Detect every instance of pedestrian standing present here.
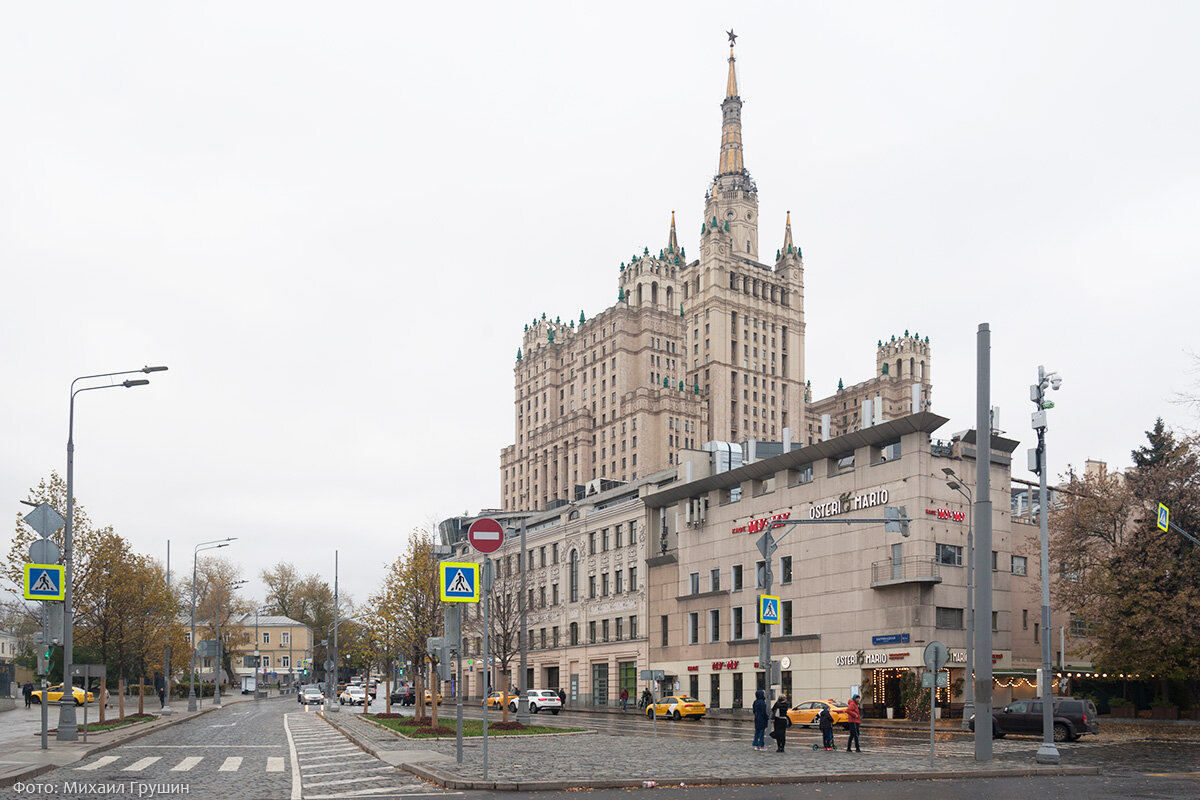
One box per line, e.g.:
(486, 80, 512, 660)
(640, 687, 652, 710)
(22, 681, 33, 708)
(818, 704, 835, 750)
(752, 689, 769, 751)
(557, 687, 566, 708)
(846, 693, 862, 752)
(620, 687, 629, 712)
(770, 694, 791, 752)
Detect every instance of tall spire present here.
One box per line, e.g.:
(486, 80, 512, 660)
(782, 210, 794, 252)
(668, 210, 679, 253)
(718, 30, 744, 177)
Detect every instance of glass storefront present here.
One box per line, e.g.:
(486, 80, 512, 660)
(592, 663, 609, 706)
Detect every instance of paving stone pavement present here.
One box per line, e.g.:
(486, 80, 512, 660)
(336, 714, 1200, 786)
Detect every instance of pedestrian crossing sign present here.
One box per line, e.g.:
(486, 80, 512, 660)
(439, 562, 479, 603)
(24, 563, 65, 601)
(758, 594, 780, 624)
(1157, 503, 1170, 533)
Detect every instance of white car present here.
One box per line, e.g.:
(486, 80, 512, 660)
(519, 690, 562, 715)
(339, 686, 367, 706)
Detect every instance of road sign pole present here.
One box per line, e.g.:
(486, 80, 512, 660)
(40, 601, 48, 750)
(456, 605, 464, 764)
(517, 520, 529, 725)
(930, 671, 936, 766)
(482, 559, 490, 780)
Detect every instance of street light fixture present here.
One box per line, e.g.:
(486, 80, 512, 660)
(59, 366, 167, 741)
(188, 538, 236, 712)
(1031, 366, 1062, 764)
(943, 467, 975, 731)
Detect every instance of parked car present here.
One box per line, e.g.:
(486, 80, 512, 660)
(788, 699, 850, 729)
(970, 697, 1100, 742)
(524, 689, 562, 714)
(423, 690, 442, 706)
(30, 685, 94, 705)
(390, 686, 416, 706)
(367, 682, 377, 700)
(338, 686, 367, 706)
(646, 695, 706, 720)
(298, 686, 325, 705)
(483, 691, 511, 709)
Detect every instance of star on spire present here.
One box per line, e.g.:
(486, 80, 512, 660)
(726, 29, 737, 47)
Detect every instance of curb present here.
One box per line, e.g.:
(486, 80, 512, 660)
(0, 695, 269, 789)
(322, 708, 1099, 791)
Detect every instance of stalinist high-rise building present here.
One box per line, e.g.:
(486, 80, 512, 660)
(500, 36, 931, 513)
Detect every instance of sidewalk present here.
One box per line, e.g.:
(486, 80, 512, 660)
(323, 709, 1099, 791)
(0, 694, 264, 788)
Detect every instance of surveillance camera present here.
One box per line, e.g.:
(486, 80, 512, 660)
(1050, 375, 1062, 390)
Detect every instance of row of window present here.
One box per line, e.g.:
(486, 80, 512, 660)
(678, 602, 796, 645)
(465, 616, 641, 653)
(936, 545, 1028, 576)
(688, 558, 793, 595)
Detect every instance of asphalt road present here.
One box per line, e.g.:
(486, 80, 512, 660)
(0, 698, 449, 800)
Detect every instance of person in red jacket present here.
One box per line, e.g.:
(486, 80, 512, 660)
(846, 693, 862, 752)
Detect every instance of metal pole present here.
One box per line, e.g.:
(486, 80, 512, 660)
(761, 557, 773, 702)
(58, 391, 78, 740)
(189, 551, 198, 711)
(41, 603, 48, 749)
(965, 493, 974, 730)
(213, 594, 222, 707)
(974, 323, 993, 761)
(162, 541, 172, 715)
(255, 608, 260, 698)
(482, 559, 490, 780)
(930, 670, 936, 766)
(517, 521, 529, 725)
(1036, 378, 1060, 764)
(456, 606, 464, 764)
(329, 550, 340, 713)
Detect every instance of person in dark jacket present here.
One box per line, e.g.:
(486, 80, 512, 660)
(751, 689, 769, 750)
(557, 687, 566, 707)
(770, 694, 791, 752)
(22, 682, 33, 708)
(818, 705, 835, 750)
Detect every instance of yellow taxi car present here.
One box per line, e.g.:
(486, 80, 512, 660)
(787, 699, 849, 728)
(31, 684, 95, 706)
(423, 690, 443, 706)
(646, 695, 706, 720)
(482, 691, 513, 710)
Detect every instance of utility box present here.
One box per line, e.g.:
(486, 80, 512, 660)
(241, 675, 256, 694)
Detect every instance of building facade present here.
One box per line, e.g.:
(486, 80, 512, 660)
(229, 614, 312, 687)
(499, 39, 929, 514)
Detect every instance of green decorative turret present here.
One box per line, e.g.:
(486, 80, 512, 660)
(556, 316, 561, 324)
(580, 310, 586, 324)
(542, 312, 547, 320)
(524, 324, 528, 332)
(643, 246, 649, 255)
(674, 255, 680, 265)
(548, 329, 555, 343)
(618, 286, 625, 302)
(882, 363, 889, 375)
(904, 329, 909, 337)
(925, 336, 930, 344)
(776, 249, 781, 260)
(693, 380, 700, 395)
(700, 223, 706, 234)
(678, 380, 684, 391)
(620, 261, 625, 271)
(723, 219, 730, 231)
(663, 377, 669, 388)
(838, 378, 844, 391)
(680, 247, 685, 258)
(878, 340, 882, 347)
(516, 348, 522, 362)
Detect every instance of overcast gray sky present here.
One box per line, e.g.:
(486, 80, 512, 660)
(3, 2, 1197, 607)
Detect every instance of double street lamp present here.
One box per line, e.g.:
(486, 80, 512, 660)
(942, 467, 974, 730)
(213, 579, 247, 707)
(188, 538, 236, 712)
(59, 365, 167, 741)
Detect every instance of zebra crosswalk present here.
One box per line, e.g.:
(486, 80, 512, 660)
(73, 753, 282, 774)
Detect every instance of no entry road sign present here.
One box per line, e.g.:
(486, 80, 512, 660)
(468, 518, 505, 554)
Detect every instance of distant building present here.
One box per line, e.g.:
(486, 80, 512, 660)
(499, 38, 930, 514)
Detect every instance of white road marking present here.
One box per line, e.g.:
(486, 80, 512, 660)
(122, 757, 161, 772)
(218, 756, 243, 771)
(305, 775, 406, 788)
(303, 766, 396, 778)
(300, 755, 377, 767)
(267, 756, 285, 772)
(75, 756, 119, 771)
(306, 791, 456, 799)
(283, 712, 302, 800)
(170, 756, 204, 771)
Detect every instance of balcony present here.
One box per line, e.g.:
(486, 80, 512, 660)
(870, 556, 942, 588)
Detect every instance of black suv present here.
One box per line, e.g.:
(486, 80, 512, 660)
(971, 697, 1099, 742)
(390, 685, 416, 706)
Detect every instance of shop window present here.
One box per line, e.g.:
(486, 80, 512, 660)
(936, 607, 964, 629)
(937, 544, 963, 566)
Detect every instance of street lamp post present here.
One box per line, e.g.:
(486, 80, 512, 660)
(59, 365, 167, 741)
(943, 468, 975, 730)
(188, 538, 236, 712)
(162, 540, 173, 716)
(1031, 366, 1062, 764)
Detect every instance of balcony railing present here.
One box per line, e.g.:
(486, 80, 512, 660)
(870, 556, 942, 588)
